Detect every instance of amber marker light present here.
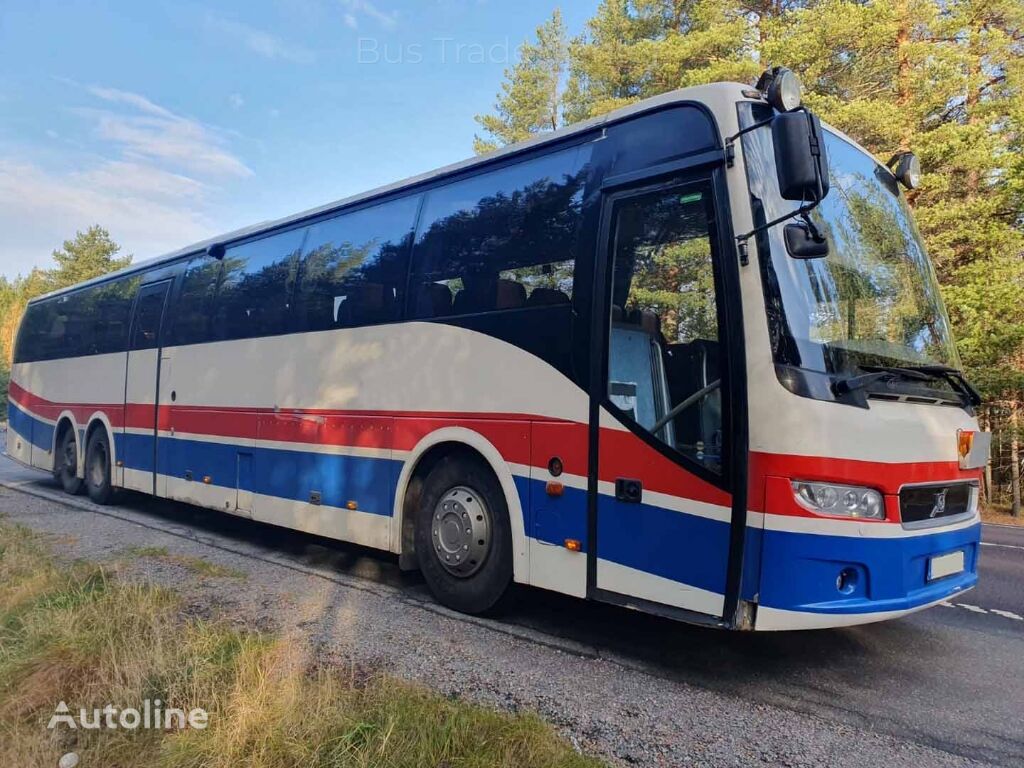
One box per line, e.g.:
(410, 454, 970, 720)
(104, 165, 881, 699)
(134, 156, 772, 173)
(545, 481, 564, 497)
(564, 538, 582, 552)
(346, 500, 358, 510)
(202, 476, 212, 485)
(958, 430, 974, 460)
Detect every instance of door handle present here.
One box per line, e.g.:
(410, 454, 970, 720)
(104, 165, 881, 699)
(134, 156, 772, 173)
(615, 478, 643, 504)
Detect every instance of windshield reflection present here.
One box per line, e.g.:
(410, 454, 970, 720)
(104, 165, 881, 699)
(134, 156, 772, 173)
(741, 105, 960, 390)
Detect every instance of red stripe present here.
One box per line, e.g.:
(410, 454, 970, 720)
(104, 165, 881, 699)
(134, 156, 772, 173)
(8, 381, 126, 428)
(749, 451, 981, 517)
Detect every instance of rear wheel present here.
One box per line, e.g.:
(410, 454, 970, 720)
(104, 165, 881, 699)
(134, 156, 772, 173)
(415, 454, 514, 615)
(53, 427, 83, 495)
(84, 429, 115, 505)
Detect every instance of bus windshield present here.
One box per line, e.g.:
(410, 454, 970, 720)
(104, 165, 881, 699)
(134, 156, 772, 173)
(741, 105, 962, 401)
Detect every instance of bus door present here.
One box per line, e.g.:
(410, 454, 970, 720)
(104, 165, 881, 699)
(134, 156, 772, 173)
(590, 177, 739, 623)
(121, 280, 172, 494)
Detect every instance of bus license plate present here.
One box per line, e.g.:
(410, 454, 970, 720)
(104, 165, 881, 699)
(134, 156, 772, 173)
(928, 551, 965, 581)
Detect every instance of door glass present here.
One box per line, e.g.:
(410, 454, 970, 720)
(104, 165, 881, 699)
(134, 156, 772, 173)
(607, 186, 722, 472)
(131, 284, 169, 351)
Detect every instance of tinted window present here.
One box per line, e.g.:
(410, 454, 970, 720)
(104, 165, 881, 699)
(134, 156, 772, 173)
(13, 301, 52, 363)
(93, 276, 141, 354)
(131, 282, 171, 351)
(212, 228, 306, 341)
(296, 196, 419, 331)
(170, 258, 220, 346)
(410, 145, 590, 318)
(604, 105, 717, 177)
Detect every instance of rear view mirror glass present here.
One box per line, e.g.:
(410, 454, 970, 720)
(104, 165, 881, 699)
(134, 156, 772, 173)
(784, 221, 829, 259)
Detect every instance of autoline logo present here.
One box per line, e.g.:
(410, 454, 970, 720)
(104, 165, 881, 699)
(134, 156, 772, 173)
(48, 700, 209, 730)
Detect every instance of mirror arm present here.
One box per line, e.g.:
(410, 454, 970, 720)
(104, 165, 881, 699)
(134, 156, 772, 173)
(736, 200, 819, 247)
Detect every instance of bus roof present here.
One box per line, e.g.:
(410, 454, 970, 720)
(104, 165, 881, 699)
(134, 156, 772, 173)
(31, 81, 752, 304)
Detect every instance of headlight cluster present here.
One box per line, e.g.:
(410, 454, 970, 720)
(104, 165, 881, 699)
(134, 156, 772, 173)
(792, 481, 885, 520)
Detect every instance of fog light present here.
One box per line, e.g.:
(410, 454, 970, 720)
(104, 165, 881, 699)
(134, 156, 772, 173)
(836, 567, 859, 595)
(793, 481, 884, 519)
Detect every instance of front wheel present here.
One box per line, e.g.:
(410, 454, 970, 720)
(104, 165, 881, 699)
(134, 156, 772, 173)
(53, 428, 83, 495)
(414, 454, 514, 615)
(84, 429, 116, 505)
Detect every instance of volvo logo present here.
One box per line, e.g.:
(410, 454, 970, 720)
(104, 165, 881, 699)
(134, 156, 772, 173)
(929, 489, 948, 518)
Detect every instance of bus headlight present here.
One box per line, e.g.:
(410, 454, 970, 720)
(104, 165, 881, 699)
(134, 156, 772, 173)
(792, 481, 885, 519)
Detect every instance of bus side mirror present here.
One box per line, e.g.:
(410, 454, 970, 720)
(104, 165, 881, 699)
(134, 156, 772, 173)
(772, 111, 830, 202)
(784, 221, 829, 259)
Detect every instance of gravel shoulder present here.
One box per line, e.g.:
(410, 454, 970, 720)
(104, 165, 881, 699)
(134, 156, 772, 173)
(0, 480, 991, 768)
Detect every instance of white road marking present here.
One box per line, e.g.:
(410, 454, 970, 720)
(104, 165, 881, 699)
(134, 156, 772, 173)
(943, 602, 1024, 622)
(980, 541, 1024, 551)
(958, 603, 988, 614)
(991, 609, 1024, 621)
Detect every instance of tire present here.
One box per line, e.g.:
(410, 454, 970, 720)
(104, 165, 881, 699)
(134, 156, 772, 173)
(84, 428, 116, 505)
(53, 427, 84, 495)
(414, 453, 514, 615)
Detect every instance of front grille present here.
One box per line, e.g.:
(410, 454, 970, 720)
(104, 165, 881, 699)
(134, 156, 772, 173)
(899, 483, 973, 524)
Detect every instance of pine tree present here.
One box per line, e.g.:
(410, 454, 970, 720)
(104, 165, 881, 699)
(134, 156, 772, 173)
(47, 225, 132, 291)
(473, 9, 568, 154)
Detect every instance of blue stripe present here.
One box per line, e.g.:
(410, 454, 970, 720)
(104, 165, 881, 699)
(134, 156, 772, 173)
(597, 495, 730, 595)
(8, 400, 52, 451)
(119, 432, 401, 516)
(758, 522, 981, 615)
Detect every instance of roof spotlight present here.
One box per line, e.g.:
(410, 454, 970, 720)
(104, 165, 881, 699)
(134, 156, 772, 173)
(757, 67, 803, 112)
(888, 151, 921, 190)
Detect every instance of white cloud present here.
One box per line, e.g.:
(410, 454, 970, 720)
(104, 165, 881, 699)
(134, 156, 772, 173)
(228, 93, 245, 109)
(0, 84, 250, 277)
(0, 159, 215, 276)
(338, 0, 397, 30)
(343, 12, 358, 29)
(74, 87, 253, 179)
(208, 16, 315, 63)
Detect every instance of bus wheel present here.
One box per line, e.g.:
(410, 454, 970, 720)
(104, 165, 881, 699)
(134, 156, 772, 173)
(84, 429, 115, 505)
(54, 427, 83, 495)
(414, 454, 513, 615)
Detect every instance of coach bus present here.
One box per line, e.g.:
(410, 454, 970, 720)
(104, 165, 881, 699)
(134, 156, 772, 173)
(6, 70, 988, 630)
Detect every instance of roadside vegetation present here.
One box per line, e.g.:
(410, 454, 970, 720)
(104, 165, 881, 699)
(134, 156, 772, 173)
(119, 545, 248, 580)
(0, 522, 601, 767)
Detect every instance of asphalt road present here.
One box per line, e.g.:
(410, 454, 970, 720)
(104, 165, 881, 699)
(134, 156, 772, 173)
(1, 453, 1022, 766)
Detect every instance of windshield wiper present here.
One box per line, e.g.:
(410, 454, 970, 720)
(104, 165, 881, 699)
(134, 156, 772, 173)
(833, 364, 981, 407)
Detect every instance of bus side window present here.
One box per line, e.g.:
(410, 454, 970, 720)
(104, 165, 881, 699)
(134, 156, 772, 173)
(296, 196, 420, 332)
(408, 145, 589, 319)
(212, 228, 306, 342)
(170, 259, 221, 347)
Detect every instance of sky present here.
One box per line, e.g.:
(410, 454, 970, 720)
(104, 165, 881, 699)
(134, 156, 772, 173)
(0, 0, 596, 279)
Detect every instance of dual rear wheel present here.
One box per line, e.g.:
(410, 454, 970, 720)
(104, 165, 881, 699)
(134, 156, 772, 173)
(53, 425, 115, 505)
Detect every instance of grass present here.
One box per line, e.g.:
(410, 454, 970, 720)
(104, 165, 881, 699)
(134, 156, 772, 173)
(120, 546, 248, 580)
(0, 523, 601, 768)
(981, 503, 1024, 527)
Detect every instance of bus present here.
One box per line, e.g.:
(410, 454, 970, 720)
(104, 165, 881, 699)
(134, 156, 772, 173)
(6, 70, 988, 630)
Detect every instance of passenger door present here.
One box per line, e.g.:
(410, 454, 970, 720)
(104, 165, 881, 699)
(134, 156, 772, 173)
(121, 280, 172, 494)
(590, 179, 736, 621)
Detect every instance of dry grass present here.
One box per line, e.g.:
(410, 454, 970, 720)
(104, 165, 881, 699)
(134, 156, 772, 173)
(980, 504, 1024, 527)
(0, 524, 601, 768)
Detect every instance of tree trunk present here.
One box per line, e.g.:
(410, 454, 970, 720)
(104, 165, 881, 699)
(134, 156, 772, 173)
(1012, 401, 1021, 518)
(982, 409, 993, 506)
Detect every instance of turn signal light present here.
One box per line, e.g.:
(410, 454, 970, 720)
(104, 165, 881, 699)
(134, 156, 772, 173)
(564, 538, 582, 552)
(958, 430, 974, 459)
(545, 481, 564, 497)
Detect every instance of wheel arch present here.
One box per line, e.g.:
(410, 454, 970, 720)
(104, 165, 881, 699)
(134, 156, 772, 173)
(390, 427, 529, 583)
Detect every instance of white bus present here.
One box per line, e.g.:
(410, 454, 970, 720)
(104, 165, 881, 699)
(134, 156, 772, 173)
(7, 71, 988, 630)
